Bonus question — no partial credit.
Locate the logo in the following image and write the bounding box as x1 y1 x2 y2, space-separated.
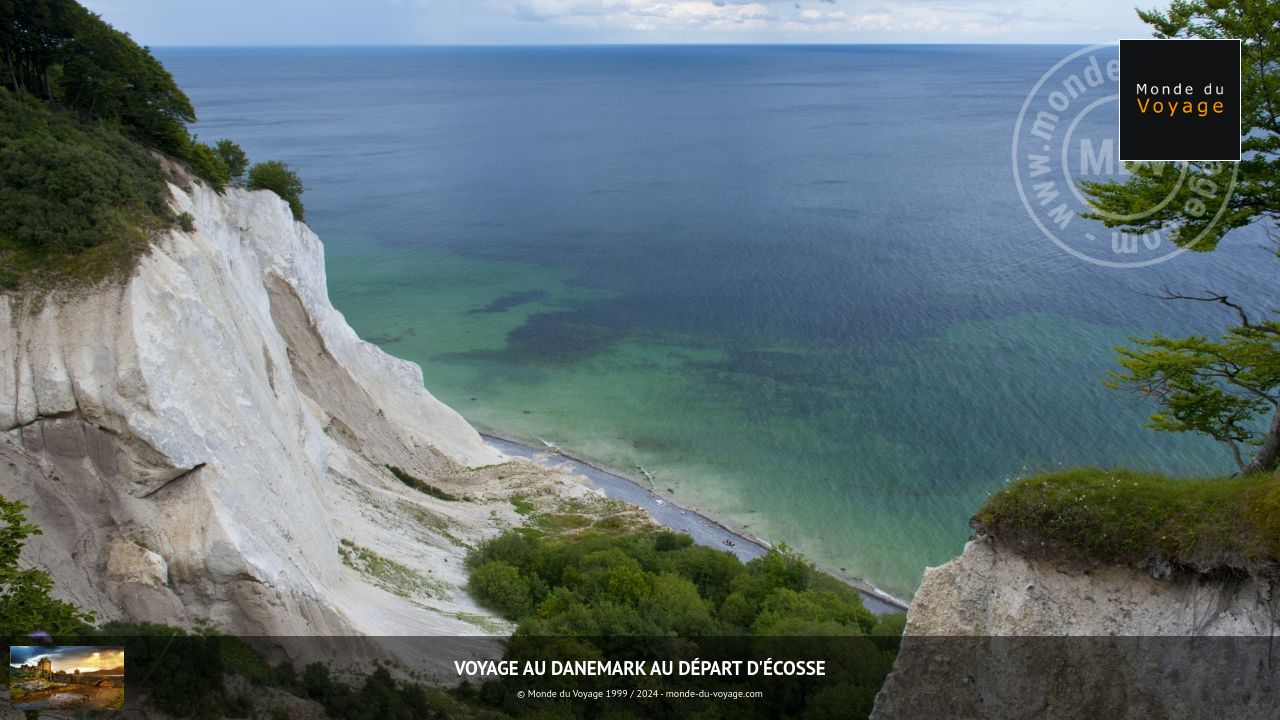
1119 38 1241 162
1012 44 1237 268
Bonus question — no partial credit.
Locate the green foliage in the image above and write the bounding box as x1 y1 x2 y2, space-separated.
1 1 195 155
0 1 294 285
641 572 714 635
0 495 95 637
752 588 875 636
509 494 536 515
299 664 455 720
184 139 229 192
469 561 533 618
870 611 907 637
1105 322 1280 473
466 531 902 718
1 0 81 99
0 88 171 266
385 465 460 501
56 8 194 155
1246 479 1280 561
466 530 885 636
213 138 248 185
338 538 447 600
974 467 1280 577
248 160 305 220
99 624 233 720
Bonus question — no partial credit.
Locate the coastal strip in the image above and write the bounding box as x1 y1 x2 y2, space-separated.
480 432 910 615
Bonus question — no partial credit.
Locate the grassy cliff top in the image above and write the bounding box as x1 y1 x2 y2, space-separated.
973 467 1280 581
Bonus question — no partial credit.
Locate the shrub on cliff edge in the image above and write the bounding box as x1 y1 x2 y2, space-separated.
973 468 1280 579
0 89 173 288
248 160 305 221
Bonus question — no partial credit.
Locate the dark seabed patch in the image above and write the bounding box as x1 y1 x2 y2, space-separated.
468 289 548 315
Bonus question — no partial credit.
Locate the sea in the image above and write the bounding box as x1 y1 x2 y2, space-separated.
159 45 1272 599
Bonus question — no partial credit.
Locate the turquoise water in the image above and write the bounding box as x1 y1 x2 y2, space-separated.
161 46 1271 598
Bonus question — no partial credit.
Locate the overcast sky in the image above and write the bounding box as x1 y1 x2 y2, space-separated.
80 0 1151 46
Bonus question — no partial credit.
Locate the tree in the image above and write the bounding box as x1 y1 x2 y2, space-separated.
1 2 243 191
469 561 532 619
640 572 715 635
214 139 249 185
248 160 305 220
1106 319 1280 474
0 495 95 637
603 563 651 606
185 139 230 192
0 0 79 99
1083 1 1280 475
751 588 872 636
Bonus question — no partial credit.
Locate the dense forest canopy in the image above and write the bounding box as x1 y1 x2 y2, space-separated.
0 0 302 288
1 0 194 157
464 529 904 718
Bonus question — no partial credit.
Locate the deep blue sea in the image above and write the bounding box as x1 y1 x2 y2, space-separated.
159 46 1272 598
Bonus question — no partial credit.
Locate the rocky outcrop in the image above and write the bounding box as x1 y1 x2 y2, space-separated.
0 170 534 638
872 537 1280 719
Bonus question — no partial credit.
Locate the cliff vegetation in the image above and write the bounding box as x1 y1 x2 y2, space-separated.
974 468 1280 580
0 0 303 289
465 529 905 719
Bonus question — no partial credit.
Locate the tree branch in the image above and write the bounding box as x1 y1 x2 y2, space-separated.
1142 285 1254 326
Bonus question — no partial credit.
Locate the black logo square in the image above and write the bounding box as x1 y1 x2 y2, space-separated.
1119 39 1240 161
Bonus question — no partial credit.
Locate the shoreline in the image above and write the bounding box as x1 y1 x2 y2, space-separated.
479 431 911 615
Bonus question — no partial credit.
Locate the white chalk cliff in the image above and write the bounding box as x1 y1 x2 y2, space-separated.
0 168 539 638
872 537 1280 719
894 537 1277 637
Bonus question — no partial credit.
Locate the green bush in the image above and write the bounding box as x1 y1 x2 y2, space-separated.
248 160 305 220
466 529 542 571
0 2 297 286
184 139 230 192
640 572 715 635
214 139 249 184
466 529 895 636
469 561 533 618
466 530 904 718
0 89 172 255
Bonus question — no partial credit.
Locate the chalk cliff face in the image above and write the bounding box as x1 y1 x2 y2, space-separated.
893 537 1276 637
872 537 1280 719
0 170 531 637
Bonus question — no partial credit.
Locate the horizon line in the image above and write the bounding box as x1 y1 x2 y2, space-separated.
150 40 1122 49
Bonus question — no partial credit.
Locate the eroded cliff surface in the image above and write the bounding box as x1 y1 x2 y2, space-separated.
0 172 556 638
872 537 1280 719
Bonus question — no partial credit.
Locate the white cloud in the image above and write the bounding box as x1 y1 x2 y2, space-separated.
503 0 777 30
80 0 1150 46
487 0 1123 38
